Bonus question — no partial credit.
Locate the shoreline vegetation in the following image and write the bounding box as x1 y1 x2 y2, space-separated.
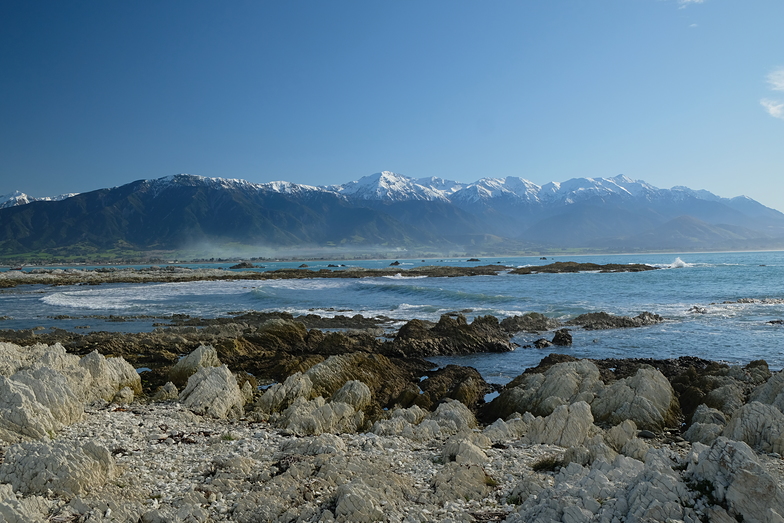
2 262 784 521
0 261 657 289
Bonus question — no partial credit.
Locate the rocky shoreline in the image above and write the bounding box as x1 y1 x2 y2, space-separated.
0 303 783 521
0 261 657 289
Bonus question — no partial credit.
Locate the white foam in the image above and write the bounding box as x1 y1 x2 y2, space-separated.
382 273 428 279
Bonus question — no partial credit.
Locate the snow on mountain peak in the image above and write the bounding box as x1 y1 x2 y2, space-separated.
335 171 450 202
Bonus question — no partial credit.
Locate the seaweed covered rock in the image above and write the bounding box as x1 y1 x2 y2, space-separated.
500 312 562 333
244 318 309 351
303 352 417 408
417 364 491 410
274 396 364 435
390 314 515 357
567 311 663 330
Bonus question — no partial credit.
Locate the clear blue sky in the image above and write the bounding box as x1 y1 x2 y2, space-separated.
2 1 783 209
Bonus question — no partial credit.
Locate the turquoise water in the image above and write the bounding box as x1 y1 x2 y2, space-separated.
2 252 784 382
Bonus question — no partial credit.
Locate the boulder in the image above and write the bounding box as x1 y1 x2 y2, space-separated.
750 371 784 412
152 381 178 401
178 365 245 420
391 314 515 356
330 380 372 411
482 416 529 442
275 396 364 435
567 311 663 330
417 365 491 410
500 312 562 333
0 376 61 442
483 359 603 420
431 462 492 505
78 350 142 403
525 401 595 448
591 366 680 431
0 440 115 496
429 399 477 433
722 401 784 454
690 437 784 522
705 382 745 416
0 483 50 523
255 372 313 414
10 367 83 426
551 328 572 346
167 344 221 387
303 352 413 408
245 318 308 351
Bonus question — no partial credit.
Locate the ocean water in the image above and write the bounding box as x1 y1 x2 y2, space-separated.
2 251 784 383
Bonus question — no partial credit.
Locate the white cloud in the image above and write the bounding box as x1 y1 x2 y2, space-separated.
767 68 784 92
678 0 705 8
761 99 784 120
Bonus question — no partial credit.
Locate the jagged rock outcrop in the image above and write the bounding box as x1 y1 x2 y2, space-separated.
0 440 115 496
330 380 372 411
482 359 603 421
167 344 221 387
391 314 515 357
721 401 784 454
303 352 412 408
551 328 572 346
255 372 313 415
591 366 681 431
178 365 245 419
500 312 562 333
567 311 663 330
273 396 364 435
244 318 309 352
77 350 142 403
525 401 596 447
689 437 784 522
417 364 491 410
683 405 726 445
749 370 784 412
0 483 50 523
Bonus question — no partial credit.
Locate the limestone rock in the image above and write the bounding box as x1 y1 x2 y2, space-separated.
10 367 83 426
482 416 529 442
567 311 663 330
0 376 61 442
78 350 142 403
705 382 744 416
750 371 784 412
255 372 313 414
0 440 115 496
525 401 595 448
152 381 178 401
722 401 784 453
330 380 372 411
441 433 490 465
0 483 51 523
178 365 245 420
591 366 680 431
168 344 221 387
429 399 477 433
276 397 364 435
112 386 134 404
431 462 492 504
391 314 515 357
280 433 347 455
604 419 637 452
683 422 724 445
485 360 603 420
690 437 784 522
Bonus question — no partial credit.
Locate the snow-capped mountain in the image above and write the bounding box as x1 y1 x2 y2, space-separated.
0 190 77 209
3 171 784 256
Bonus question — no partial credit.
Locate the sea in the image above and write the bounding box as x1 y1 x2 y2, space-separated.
2 251 784 385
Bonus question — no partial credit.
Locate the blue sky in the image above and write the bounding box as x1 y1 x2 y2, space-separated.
2 1 784 210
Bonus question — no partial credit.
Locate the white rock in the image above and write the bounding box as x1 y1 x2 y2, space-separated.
330 380 372 411
255 372 313 414
525 401 594 448
722 401 784 454
591 366 679 432
0 440 115 496
178 365 245 419
168 344 221 386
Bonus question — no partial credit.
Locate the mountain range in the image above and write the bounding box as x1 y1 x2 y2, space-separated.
2 171 784 258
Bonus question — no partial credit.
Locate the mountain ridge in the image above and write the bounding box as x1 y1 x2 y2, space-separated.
2 172 784 258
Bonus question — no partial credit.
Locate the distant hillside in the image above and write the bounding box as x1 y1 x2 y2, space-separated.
2 172 784 259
